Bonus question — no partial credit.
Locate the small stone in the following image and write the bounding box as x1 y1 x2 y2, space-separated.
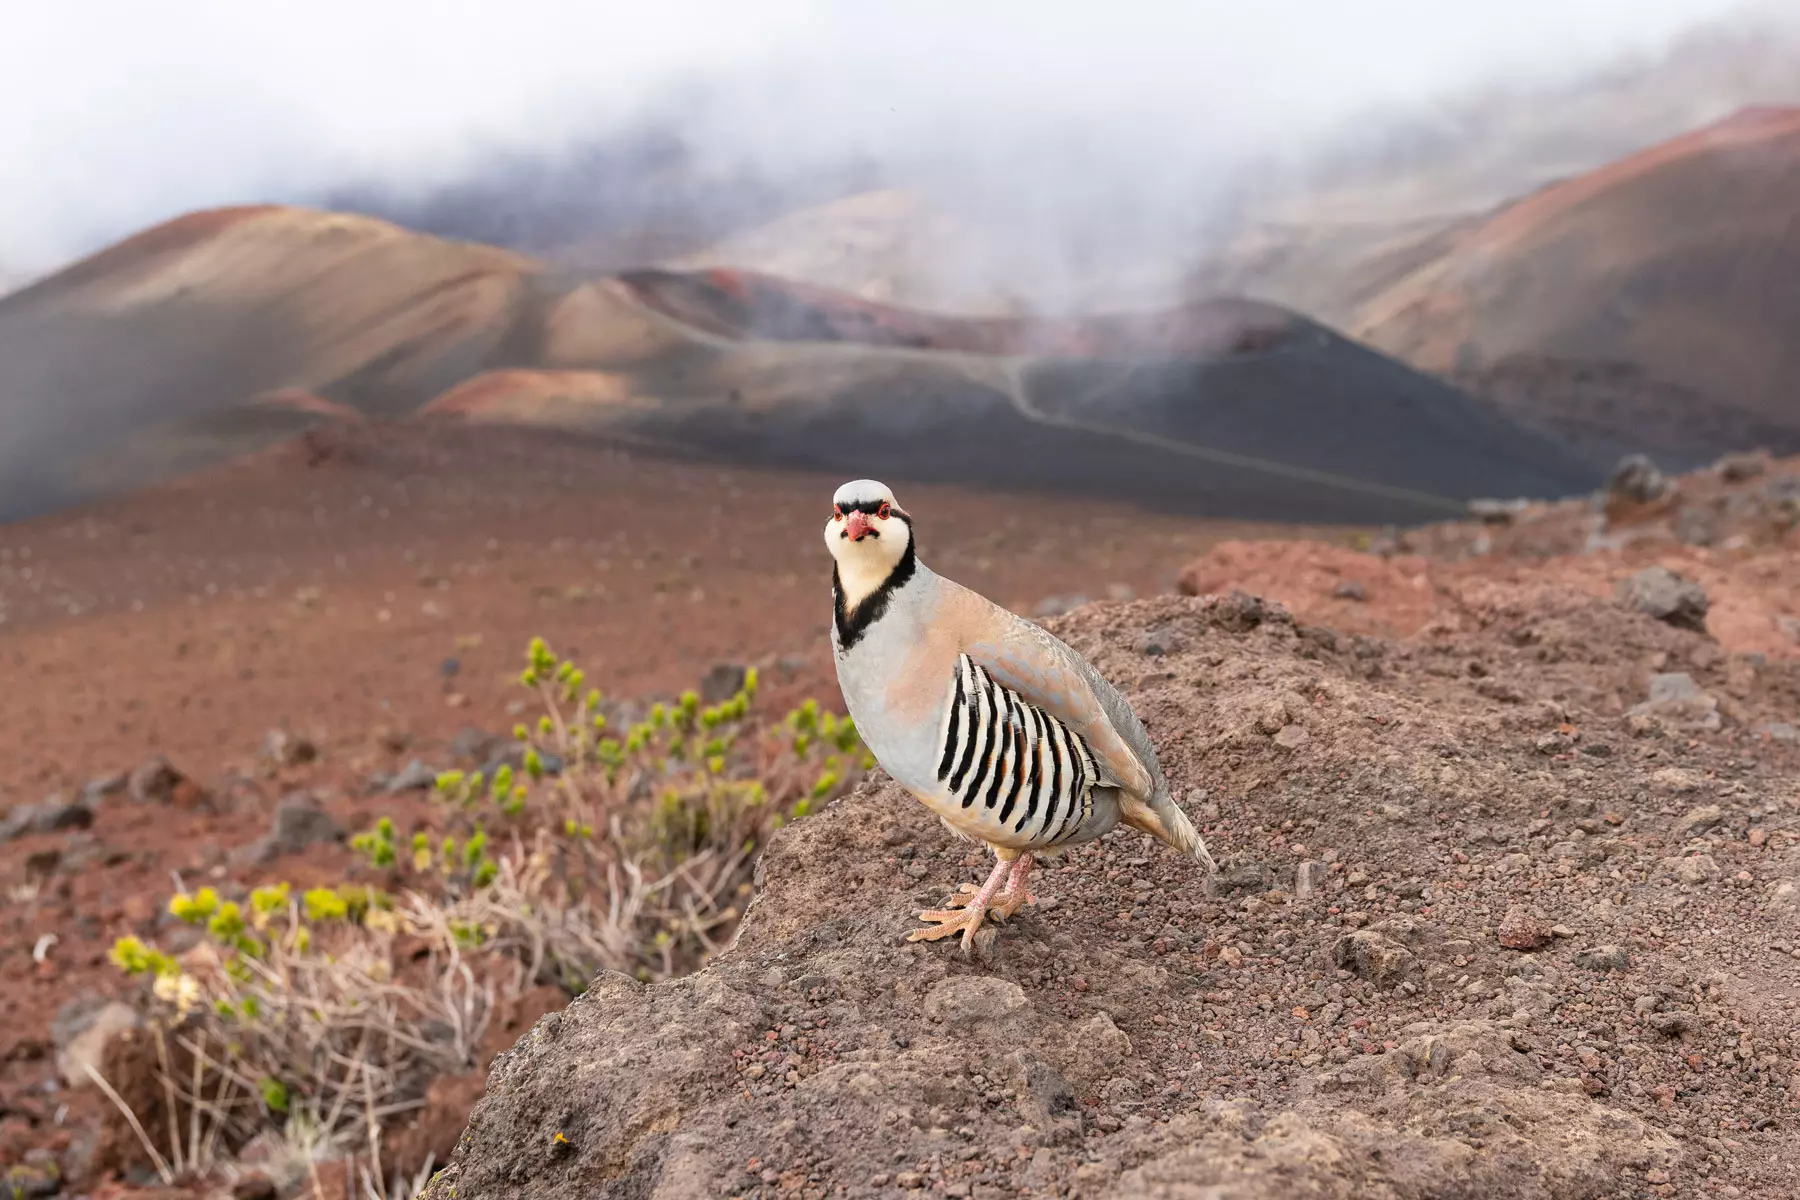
447 728 499 761
1660 854 1722 884
923 977 1028 1024
1209 857 1271 897
261 729 318 767
1330 930 1416 988
80 771 128 804
0 796 94 842
1715 452 1765 481
1629 673 1721 732
1573 944 1630 972
1272 724 1311 750
1615 567 1708 632
1671 805 1723 838
1133 630 1171 657
53 999 143 1088
700 663 749 704
128 755 205 806
1497 906 1554 951
387 759 441 792
1605 454 1670 504
240 794 345 863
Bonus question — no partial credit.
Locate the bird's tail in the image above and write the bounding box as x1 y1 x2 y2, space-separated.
1121 784 1216 874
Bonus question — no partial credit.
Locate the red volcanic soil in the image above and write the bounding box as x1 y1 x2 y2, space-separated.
1359 106 1800 438
19 205 287 297
1 422 1346 797
0 423 1359 1184
1179 453 1800 662
1465 106 1800 256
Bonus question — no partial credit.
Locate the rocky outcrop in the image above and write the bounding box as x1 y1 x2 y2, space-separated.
426 588 1800 1199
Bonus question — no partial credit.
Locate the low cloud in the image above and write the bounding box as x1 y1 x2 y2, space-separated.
2 0 1790 302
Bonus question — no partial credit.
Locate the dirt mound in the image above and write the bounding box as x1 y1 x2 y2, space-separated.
2 205 1596 526
428 588 1800 1198
1177 452 1800 662
0 205 535 520
1349 107 1800 448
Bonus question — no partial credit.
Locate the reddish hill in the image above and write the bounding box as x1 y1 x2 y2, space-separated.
1355 107 1800 446
0 206 1599 526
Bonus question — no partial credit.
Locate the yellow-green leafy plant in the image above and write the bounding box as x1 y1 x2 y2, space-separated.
410 639 869 983
98 638 868 1190
103 876 491 1195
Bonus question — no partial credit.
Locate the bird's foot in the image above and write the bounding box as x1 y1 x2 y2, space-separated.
990 882 1037 922
907 901 991 952
935 880 1033 921
938 881 984 908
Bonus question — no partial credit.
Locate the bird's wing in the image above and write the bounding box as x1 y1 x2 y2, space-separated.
960 608 1156 798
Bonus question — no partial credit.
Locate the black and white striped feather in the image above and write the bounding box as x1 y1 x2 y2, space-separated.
934 653 1100 847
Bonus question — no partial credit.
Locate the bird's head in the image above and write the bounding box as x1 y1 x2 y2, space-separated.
824 479 913 604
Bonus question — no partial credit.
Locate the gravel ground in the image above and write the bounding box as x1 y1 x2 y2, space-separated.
428 584 1800 1199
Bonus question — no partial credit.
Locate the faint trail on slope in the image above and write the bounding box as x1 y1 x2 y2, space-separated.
620 282 1472 516
995 357 1471 516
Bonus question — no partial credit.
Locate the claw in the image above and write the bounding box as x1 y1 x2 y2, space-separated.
937 882 983 910
907 903 990 950
991 885 1037 922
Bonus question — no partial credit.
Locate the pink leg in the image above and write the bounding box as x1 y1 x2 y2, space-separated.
908 855 1013 950
992 855 1037 920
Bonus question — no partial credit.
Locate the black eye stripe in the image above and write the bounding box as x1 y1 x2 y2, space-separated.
834 500 909 522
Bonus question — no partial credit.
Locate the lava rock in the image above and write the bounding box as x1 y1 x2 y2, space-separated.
239 793 345 863
1605 454 1670 504
1330 930 1417 988
1671 805 1724 839
0 796 94 842
1573 944 1631 972
1294 860 1329 901
700 662 749 704
127 756 208 808
261 728 318 767
1497 906 1554 951
52 998 142 1089
1628 672 1722 732
387 759 442 792
1614 567 1708 632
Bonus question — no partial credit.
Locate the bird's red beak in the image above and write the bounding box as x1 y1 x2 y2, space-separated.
844 510 873 541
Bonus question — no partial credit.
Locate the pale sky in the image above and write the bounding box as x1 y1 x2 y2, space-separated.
0 0 1783 272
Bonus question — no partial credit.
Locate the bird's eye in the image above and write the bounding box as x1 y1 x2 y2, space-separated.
833 505 844 520
877 501 891 520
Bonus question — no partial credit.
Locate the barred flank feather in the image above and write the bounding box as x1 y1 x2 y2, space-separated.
935 655 1097 848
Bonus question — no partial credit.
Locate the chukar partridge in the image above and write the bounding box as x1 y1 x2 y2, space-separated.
825 479 1215 950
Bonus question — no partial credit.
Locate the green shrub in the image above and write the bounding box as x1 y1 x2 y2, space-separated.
100 637 871 1189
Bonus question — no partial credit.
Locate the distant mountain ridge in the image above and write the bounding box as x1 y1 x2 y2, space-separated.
0 206 1597 525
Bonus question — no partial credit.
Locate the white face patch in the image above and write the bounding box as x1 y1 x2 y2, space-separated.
824 479 912 608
